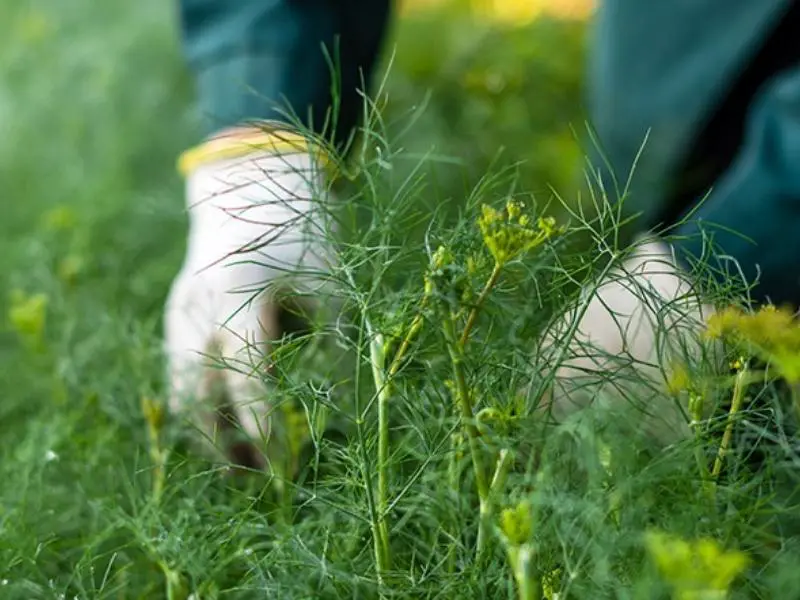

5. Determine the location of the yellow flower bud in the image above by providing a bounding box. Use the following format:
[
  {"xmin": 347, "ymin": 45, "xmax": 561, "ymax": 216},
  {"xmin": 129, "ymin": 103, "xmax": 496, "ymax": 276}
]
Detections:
[
  {"xmin": 8, "ymin": 290, "xmax": 48, "ymax": 346},
  {"xmin": 500, "ymin": 500, "xmax": 533, "ymax": 546}
]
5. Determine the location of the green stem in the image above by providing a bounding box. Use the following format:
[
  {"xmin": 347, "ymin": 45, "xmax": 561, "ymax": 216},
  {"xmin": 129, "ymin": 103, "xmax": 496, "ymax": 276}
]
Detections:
[
  {"xmin": 792, "ymin": 383, "xmax": 800, "ymax": 424},
  {"xmin": 440, "ymin": 261, "xmax": 505, "ymax": 562},
  {"xmin": 490, "ymin": 448, "xmax": 514, "ymax": 498},
  {"xmin": 442, "ymin": 314, "xmax": 490, "ymax": 560},
  {"xmin": 688, "ymin": 394, "xmax": 713, "ymax": 497},
  {"xmin": 460, "ymin": 262, "xmax": 502, "ymax": 347},
  {"xmin": 146, "ymin": 426, "xmax": 166, "ymax": 505},
  {"xmin": 510, "ymin": 545, "xmax": 540, "ymax": 600},
  {"xmin": 447, "ymin": 432, "xmax": 463, "ymax": 574},
  {"xmin": 160, "ymin": 561, "xmax": 187, "ymax": 600},
  {"xmin": 141, "ymin": 397, "xmax": 167, "ymax": 505},
  {"xmin": 389, "ymin": 301, "xmax": 428, "ymax": 379},
  {"xmin": 368, "ymin": 330, "xmax": 393, "ymax": 583},
  {"xmin": 710, "ymin": 367, "xmax": 748, "ymax": 484},
  {"xmin": 368, "ymin": 296, "xmax": 430, "ymax": 584},
  {"xmin": 478, "ymin": 449, "xmax": 515, "ymax": 561},
  {"xmin": 354, "ymin": 318, "xmax": 388, "ymax": 593},
  {"xmin": 151, "ymin": 449, "xmax": 166, "ymax": 504}
]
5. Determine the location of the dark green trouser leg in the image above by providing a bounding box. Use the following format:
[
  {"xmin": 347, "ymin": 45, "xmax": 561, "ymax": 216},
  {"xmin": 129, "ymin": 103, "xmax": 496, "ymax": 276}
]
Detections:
[
  {"xmin": 589, "ymin": 0, "xmax": 800, "ymax": 306},
  {"xmin": 178, "ymin": 0, "xmax": 392, "ymax": 149},
  {"xmin": 671, "ymin": 58, "xmax": 800, "ymax": 307}
]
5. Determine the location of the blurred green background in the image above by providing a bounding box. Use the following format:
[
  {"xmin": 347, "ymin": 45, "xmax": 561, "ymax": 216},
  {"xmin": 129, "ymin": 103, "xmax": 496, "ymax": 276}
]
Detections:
[{"xmin": 0, "ymin": 0, "xmax": 588, "ymax": 320}]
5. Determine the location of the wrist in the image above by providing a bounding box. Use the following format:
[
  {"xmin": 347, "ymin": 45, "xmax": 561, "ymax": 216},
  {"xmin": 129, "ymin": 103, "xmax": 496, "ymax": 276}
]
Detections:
[{"xmin": 177, "ymin": 122, "xmax": 331, "ymax": 177}]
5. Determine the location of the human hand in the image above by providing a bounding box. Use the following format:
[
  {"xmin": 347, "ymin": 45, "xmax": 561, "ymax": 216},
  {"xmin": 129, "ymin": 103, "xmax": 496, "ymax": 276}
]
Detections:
[{"xmin": 164, "ymin": 142, "xmax": 335, "ymax": 469}]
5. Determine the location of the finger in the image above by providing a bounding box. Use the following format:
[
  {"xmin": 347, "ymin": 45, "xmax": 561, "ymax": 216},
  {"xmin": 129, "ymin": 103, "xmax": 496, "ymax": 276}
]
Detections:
[
  {"xmin": 164, "ymin": 266, "xmax": 227, "ymax": 453},
  {"xmin": 216, "ymin": 281, "xmax": 281, "ymax": 470}
]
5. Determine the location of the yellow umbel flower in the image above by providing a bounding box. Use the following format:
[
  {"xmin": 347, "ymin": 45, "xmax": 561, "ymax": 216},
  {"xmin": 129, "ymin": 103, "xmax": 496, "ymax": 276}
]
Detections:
[{"xmin": 477, "ymin": 199, "xmax": 563, "ymax": 266}]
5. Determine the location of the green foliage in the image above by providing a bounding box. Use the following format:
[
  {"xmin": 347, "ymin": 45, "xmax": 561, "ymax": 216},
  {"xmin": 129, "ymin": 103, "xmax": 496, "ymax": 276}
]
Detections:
[
  {"xmin": 387, "ymin": 8, "xmax": 587, "ymax": 200},
  {"xmin": 0, "ymin": 1, "xmax": 798, "ymax": 599}
]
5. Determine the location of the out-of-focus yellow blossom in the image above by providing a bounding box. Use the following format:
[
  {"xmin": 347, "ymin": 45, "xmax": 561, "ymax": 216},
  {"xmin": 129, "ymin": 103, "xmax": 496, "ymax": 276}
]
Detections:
[
  {"xmin": 8, "ymin": 290, "xmax": 48, "ymax": 348},
  {"xmin": 645, "ymin": 529, "xmax": 749, "ymax": 600},
  {"xmin": 141, "ymin": 396, "xmax": 166, "ymax": 439},
  {"xmin": 17, "ymin": 10, "xmax": 53, "ymax": 45},
  {"xmin": 706, "ymin": 304, "xmax": 800, "ymax": 383},
  {"xmin": 666, "ymin": 361, "xmax": 692, "ymax": 397},
  {"xmin": 500, "ymin": 499, "xmax": 533, "ymax": 546},
  {"xmin": 41, "ymin": 205, "xmax": 77, "ymax": 232},
  {"xmin": 401, "ymin": 0, "xmax": 595, "ymax": 24}
]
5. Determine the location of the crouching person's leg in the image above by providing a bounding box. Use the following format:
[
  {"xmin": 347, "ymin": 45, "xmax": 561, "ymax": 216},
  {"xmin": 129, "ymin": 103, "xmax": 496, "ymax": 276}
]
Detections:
[
  {"xmin": 165, "ymin": 0, "xmax": 392, "ymax": 469},
  {"xmin": 540, "ymin": 1, "xmax": 800, "ymax": 444}
]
